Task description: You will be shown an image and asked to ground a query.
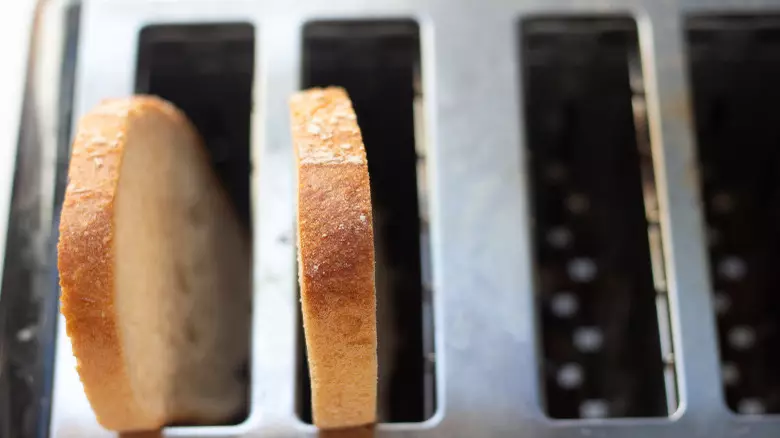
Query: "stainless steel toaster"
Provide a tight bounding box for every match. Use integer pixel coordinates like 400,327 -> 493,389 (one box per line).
2,0 -> 780,437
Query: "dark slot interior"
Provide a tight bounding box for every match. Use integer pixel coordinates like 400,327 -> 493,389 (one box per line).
298,20 -> 435,423
688,16 -> 780,415
136,23 -> 253,231
135,23 -> 254,424
521,17 -> 671,418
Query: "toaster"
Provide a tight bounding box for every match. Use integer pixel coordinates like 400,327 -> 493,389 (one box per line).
2,0 -> 780,437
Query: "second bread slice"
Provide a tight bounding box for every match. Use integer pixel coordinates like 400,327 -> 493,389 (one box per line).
291,87 -> 378,428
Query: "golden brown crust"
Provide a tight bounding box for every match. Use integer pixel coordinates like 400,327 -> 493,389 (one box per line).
119,431 -> 164,438
319,424 -> 375,438
57,96 -> 197,431
291,87 -> 377,428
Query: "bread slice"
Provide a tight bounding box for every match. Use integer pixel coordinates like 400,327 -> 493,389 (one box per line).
57,96 -> 250,431
290,87 -> 378,428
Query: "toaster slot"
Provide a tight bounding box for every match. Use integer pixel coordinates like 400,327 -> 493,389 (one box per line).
521,17 -> 674,418
687,16 -> 780,415
135,23 -> 255,424
298,19 -> 435,423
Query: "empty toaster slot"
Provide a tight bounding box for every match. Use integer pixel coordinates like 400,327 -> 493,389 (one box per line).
297,19 -> 435,423
521,17 -> 675,418
135,22 -> 255,424
688,16 -> 780,415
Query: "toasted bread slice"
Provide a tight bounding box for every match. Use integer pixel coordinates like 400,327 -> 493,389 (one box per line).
290,87 -> 378,428
57,96 -> 250,431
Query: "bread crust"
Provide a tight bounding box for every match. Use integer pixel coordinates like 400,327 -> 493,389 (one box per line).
57,96 -> 200,431
291,87 -> 377,428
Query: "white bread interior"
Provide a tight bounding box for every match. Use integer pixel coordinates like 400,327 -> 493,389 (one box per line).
58,96 -> 250,431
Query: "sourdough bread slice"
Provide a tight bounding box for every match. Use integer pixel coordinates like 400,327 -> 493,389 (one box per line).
290,87 -> 378,428
58,96 -> 250,431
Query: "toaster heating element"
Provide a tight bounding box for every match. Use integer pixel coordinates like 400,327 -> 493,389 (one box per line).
3,0 -> 780,437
